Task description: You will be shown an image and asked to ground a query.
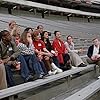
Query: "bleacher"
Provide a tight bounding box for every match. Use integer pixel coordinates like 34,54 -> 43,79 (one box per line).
0,0 -> 100,100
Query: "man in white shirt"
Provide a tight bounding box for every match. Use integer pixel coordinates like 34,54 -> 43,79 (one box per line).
87,38 -> 100,62
87,38 -> 100,78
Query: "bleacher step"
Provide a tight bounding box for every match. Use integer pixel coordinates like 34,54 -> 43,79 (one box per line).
21,65 -> 98,100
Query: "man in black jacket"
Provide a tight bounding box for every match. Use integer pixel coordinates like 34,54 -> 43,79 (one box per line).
87,38 -> 100,62
87,38 -> 100,78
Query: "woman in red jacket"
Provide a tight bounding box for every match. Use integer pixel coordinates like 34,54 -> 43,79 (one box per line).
52,31 -> 71,71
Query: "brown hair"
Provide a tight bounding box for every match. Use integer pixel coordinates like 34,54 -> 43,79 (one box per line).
9,20 -> 16,26
32,30 -> 39,40
66,35 -> 73,40
92,37 -> 98,41
20,31 -> 29,45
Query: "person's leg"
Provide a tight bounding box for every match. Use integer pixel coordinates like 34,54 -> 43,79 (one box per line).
96,60 -> 100,67
63,53 -> 71,70
5,64 -> 15,87
96,60 -> 100,77
0,64 -> 7,90
44,59 -> 52,71
69,52 -> 85,67
26,54 -> 45,77
87,57 -> 96,64
39,61 -> 47,75
52,56 -> 61,68
18,55 -> 33,82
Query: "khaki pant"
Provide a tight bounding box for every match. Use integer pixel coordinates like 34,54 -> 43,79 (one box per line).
87,58 -> 100,66
0,64 -> 7,90
69,52 -> 84,67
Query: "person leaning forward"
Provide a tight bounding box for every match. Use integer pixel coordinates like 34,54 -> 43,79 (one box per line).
0,30 -> 35,87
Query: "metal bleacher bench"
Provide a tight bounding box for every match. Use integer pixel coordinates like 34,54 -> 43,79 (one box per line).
2,0 -> 100,17
64,78 -> 100,100
0,64 -> 96,100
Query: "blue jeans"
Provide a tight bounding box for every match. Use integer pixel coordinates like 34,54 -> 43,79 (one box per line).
22,54 -> 44,76
39,61 -> 47,75
5,55 -> 32,87
52,56 -> 60,68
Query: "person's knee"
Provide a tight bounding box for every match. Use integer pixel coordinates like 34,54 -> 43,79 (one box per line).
18,54 -> 24,59
0,64 -> 5,71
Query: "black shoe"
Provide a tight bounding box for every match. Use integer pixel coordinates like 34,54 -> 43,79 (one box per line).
78,63 -> 87,67
38,74 -> 45,79
14,94 -> 18,99
25,75 -> 34,82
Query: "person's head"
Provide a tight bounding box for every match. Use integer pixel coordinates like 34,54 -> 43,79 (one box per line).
67,35 -> 73,43
92,38 -> 100,47
9,20 -> 16,29
0,30 -> 12,43
41,31 -> 49,40
32,30 -> 40,41
37,25 -> 44,33
20,31 -> 32,44
54,31 -> 61,40
24,27 -> 33,34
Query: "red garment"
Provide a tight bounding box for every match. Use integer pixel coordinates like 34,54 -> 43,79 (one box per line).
33,39 -> 46,51
52,38 -> 66,64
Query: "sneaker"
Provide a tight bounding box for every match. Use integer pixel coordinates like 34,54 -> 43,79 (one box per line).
78,63 -> 87,67
71,66 -> 77,69
25,75 -> 33,82
98,76 -> 100,79
57,68 -> 63,73
52,69 -> 57,75
38,74 -> 44,79
48,70 -> 54,75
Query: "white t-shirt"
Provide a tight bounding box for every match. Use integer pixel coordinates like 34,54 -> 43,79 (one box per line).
92,45 -> 99,56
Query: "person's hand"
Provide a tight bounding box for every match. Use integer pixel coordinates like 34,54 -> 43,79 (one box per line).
3,57 -> 10,64
13,25 -> 18,31
37,54 -> 43,61
48,52 -> 53,57
78,48 -> 83,53
95,55 -> 100,60
44,56 -> 49,60
27,38 -> 33,44
11,61 -> 20,70
65,49 -> 68,54
0,60 -> 3,64
91,55 -> 98,61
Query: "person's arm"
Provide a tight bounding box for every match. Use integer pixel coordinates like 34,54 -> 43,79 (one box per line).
87,46 -> 93,59
64,42 -> 79,53
10,42 -> 20,59
43,48 -> 53,57
17,43 -> 34,55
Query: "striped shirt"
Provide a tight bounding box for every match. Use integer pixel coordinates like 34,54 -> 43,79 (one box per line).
17,43 -> 35,55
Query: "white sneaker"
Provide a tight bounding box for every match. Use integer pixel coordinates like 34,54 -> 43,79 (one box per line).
52,70 -> 58,75
57,68 -> 63,73
98,76 -> 100,79
71,66 -> 77,69
48,70 -> 54,75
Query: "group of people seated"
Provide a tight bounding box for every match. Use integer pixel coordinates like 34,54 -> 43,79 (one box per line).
0,20 -> 100,91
